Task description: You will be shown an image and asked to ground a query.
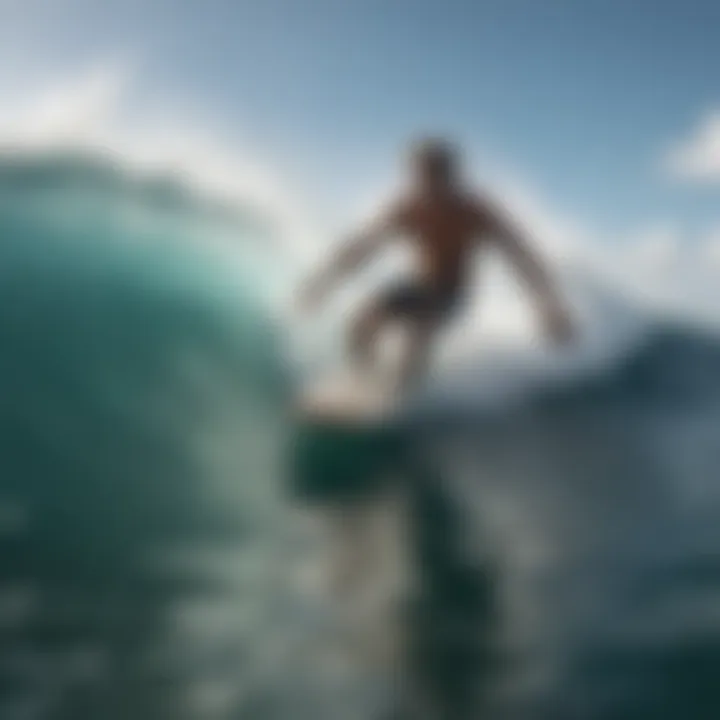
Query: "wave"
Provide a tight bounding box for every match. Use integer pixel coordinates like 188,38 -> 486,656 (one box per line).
402,264 -> 720,424
537,321 -> 720,406
0,147 -> 284,230
412,318 -> 720,424
1,140 -> 719,720
0,146 -> 291,552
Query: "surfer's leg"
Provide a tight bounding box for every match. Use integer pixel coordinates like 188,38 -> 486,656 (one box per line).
348,284 -> 447,385
395,317 -> 439,394
349,283 -> 431,381
348,302 -> 387,375
394,285 -> 460,393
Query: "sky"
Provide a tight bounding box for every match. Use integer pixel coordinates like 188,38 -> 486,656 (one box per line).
2,0 -> 720,251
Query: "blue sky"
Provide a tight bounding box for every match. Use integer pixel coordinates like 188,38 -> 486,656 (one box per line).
2,0 -> 720,238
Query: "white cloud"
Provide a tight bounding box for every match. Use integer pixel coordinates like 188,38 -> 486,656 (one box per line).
617,223 -> 681,281
0,64 -> 128,145
699,225 -> 720,268
665,111 -> 720,182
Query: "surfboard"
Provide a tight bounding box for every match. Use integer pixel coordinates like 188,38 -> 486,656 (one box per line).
296,370 -> 400,425
290,370 -> 407,505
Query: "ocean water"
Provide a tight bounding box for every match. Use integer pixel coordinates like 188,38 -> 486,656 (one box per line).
0,147 -> 719,720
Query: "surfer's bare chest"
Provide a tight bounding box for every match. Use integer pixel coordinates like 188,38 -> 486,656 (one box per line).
399,199 -> 483,286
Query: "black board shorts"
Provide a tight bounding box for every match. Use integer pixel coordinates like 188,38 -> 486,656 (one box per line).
380,281 -> 462,322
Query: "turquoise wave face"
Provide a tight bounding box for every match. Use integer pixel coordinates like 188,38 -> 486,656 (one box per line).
0,150 -> 290,570
0,149 -> 319,720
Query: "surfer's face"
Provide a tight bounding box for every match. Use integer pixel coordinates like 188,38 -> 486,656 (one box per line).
410,140 -> 458,191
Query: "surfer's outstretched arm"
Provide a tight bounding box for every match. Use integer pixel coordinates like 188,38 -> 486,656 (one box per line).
483,202 -> 575,344
297,203 -> 406,311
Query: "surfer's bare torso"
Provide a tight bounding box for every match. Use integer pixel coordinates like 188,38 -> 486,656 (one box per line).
299,138 -> 575,391
389,189 -> 492,300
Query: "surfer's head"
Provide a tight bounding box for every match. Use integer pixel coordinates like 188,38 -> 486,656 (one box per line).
409,137 -> 459,191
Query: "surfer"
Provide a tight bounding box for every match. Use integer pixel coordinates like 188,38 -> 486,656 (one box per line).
298,136 -> 576,392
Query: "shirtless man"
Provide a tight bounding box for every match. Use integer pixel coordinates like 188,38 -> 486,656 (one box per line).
298,138 -> 575,393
